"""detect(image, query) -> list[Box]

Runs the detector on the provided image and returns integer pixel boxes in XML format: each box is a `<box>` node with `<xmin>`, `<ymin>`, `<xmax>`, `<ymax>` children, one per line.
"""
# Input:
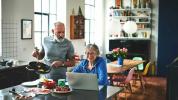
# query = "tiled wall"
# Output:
<box><xmin>2</xmin><ymin>20</ymin><xmax>18</xmax><ymax>59</ymax></box>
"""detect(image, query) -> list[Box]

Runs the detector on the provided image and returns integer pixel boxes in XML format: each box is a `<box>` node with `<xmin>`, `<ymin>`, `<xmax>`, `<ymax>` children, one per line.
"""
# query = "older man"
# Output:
<box><xmin>32</xmin><ymin>21</ymin><xmax>75</xmax><ymax>81</ymax></box>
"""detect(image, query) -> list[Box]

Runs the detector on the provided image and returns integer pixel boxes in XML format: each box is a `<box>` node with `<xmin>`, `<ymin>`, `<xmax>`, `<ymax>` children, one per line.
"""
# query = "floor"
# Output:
<box><xmin>117</xmin><ymin>76</ymin><xmax>166</xmax><ymax>100</ymax></box>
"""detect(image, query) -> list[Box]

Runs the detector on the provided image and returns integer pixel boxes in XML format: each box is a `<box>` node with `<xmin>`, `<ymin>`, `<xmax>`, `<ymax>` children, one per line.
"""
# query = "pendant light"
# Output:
<box><xmin>109</xmin><ymin>18</ymin><xmax>122</xmax><ymax>36</ymax></box>
<box><xmin>123</xmin><ymin>0</ymin><xmax>137</xmax><ymax>35</ymax></box>
<box><xmin>123</xmin><ymin>20</ymin><xmax>137</xmax><ymax>34</ymax></box>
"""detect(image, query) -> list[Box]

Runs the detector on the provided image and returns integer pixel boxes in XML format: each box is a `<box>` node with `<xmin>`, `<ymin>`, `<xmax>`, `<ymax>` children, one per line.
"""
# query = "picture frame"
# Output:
<box><xmin>21</xmin><ymin>19</ymin><xmax>32</xmax><ymax>39</ymax></box>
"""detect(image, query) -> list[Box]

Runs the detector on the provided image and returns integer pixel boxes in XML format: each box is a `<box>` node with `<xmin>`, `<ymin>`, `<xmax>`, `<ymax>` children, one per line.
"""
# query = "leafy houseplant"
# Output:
<box><xmin>112</xmin><ymin>47</ymin><xmax>128</xmax><ymax>59</ymax></box>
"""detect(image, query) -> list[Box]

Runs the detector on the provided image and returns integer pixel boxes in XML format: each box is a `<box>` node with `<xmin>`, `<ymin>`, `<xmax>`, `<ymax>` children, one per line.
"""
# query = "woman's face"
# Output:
<box><xmin>86</xmin><ymin>48</ymin><xmax>97</xmax><ymax>62</ymax></box>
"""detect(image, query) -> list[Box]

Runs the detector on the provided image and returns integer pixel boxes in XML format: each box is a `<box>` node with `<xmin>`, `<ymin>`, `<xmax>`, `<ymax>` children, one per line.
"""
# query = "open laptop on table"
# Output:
<box><xmin>66</xmin><ymin>72</ymin><xmax>103</xmax><ymax>91</ymax></box>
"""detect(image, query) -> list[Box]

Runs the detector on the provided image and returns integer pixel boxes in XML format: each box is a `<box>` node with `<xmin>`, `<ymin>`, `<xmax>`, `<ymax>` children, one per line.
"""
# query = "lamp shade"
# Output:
<box><xmin>123</xmin><ymin>21</ymin><xmax>137</xmax><ymax>34</ymax></box>
<box><xmin>109</xmin><ymin>18</ymin><xmax>122</xmax><ymax>35</ymax></box>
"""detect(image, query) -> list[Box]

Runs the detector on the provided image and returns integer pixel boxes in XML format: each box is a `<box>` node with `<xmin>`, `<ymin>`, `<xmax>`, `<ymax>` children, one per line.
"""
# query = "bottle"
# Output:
<box><xmin>138</xmin><ymin>0</ymin><xmax>141</xmax><ymax>8</ymax></box>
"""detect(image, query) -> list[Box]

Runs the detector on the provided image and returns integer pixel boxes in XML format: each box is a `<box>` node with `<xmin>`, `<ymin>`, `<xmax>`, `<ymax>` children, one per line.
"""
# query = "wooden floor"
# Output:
<box><xmin>116</xmin><ymin>76</ymin><xmax>166</xmax><ymax>100</ymax></box>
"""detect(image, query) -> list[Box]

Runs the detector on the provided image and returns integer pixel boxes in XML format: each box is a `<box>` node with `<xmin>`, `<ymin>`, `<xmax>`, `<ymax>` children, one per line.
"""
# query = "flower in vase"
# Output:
<box><xmin>112</xmin><ymin>47</ymin><xmax>128</xmax><ymax>59</ymax></box>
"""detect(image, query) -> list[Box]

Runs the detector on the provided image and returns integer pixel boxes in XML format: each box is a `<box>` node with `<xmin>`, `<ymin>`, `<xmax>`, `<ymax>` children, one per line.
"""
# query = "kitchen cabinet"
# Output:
<box><xmin>0</xmin><ymin>65</ymin><xmax>39</xmax><ymax>89</ymax></box>
<box><xmin>70</xmin><ymin>15</ymin><xmax>85</xmax><ymax>39</ymax></box>
<box><xmin>107</xmin><ymin>39</ymin><xmax>151</xmax><ymax>62</ymax></box>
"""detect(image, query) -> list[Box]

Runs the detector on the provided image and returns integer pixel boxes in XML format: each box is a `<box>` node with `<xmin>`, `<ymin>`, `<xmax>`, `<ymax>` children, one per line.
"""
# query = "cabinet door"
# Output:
<box><xmin>109</xmin><ymin>39</ymin><xmax>150</xmax><ymax>61</ymax></box>
<box><xmin>70</xmin><ymin>15</ymin><xmax>85</xmax><ymax>39</ymax></box>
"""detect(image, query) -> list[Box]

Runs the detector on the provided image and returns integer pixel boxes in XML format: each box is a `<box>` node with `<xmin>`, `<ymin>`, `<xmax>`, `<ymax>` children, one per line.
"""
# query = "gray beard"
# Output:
<box><xmin>53</xmin><ymin>35</ymin><xmax>64</xmax><ymax>42</ymax></box>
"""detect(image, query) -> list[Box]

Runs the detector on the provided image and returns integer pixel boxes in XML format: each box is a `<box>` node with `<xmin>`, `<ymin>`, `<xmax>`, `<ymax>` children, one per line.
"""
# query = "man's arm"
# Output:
<box><xmin>63</xmin><ymin>56</ymin><xmax>75</xmax><ymax>67</ymax></box>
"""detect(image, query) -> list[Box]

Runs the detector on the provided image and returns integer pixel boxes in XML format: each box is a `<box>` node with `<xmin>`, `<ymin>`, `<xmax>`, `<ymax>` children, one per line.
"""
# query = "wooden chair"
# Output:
<box><xmin>112</xmin><ymin>67</ymin><xmax>135</xmax><ymax>93</ymax></box>
<box><xmin>133</xmin><ymin>61</ymin><xmax>152</xmax><ymax>91</ymax></box>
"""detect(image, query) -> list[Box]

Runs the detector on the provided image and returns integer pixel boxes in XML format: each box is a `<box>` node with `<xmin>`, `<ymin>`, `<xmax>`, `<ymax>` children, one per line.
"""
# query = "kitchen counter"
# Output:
<box><xmin>0</xmin><ymin>61</ymin><xmax>29</xmax><ymax>71</ymax></box>
<box><xmin>0</xmin><ymin>61</ymin><xmax>39</xmax><ymax>89</ymax></box>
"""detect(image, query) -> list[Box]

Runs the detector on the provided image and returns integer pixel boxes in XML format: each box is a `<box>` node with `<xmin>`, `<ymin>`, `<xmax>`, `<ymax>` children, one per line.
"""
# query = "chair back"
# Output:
<box><xmin>132</xmin><ymin>57</ymin><xmax>144</xmax><ymax>70</ymax></box>
<box><xmin>142</xmin><ymin>61</ymin><xmax>152</xmax><ymax>76</ymax></box>
<box><xmin>125</xmin><ymin>67</ymin><xmax>135</xmax><ymax>83</ymax></box>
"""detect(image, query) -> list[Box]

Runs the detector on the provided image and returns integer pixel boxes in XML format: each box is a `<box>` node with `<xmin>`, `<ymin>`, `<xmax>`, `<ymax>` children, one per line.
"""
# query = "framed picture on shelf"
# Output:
<box><xmin>21</xmin><ymin>19</ymin><xmax>32</xmax><ymax>39</ymax></box>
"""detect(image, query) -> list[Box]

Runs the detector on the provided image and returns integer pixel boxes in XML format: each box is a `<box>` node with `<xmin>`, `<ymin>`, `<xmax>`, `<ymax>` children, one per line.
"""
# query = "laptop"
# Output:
<box><xmin>66</xmin><ymin>72</ymin><xmax>103</xmax><ymax>91</ymax></box>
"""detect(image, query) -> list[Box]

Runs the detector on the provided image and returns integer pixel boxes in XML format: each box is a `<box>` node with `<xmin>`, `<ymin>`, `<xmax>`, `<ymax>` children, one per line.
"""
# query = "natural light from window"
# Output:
<box><xmin>85</xmin><ymin>0</ymin><xmax>95</xmax><ymax>44</ymax></box>
<box><xmin>34</xmin><ymin>0</ymin><xmax>57</xmax><ymax>49</ymax></box>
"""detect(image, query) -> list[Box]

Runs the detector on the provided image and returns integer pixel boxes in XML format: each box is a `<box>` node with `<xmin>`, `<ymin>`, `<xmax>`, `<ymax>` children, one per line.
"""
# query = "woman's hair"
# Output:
<box><xmin>86</xmin><ymin>44</ymin><xmax>100</xmax><ymax>56</ymax></box>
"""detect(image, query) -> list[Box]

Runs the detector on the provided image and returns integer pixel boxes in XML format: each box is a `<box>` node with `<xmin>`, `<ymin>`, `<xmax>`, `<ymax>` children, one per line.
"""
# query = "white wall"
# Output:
<box><xmin>0</xmin><ymin>0</ymin><xmax>2</xmax><ymax>56</ymax></box>
<box><xmin>1</xmin><ymin>0</ymin><xmax>35</xmax><ymax>61</ymax></box>
<box><xmin>66</xmin><ymin>0</ymin><xmax>86</xmax><ymax>56</ymax></box>
<box><xmin>150</xmin><ymin>0</ymin><xmax>158</xmax><ymax>63</ymax></box>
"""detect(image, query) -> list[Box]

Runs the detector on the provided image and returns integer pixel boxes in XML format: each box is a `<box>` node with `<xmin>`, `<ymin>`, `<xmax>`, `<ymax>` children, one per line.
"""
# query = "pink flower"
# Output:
<box><xmin>112</xmin><ymin>47</ymin><xmax>128</xmax><ymax>58</ymax></box>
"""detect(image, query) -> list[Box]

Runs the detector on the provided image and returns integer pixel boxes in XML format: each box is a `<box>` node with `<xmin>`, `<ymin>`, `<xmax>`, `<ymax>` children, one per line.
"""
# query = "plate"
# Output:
<box><xmin>21</xmin><ymin>80</ymin><xmax>40</xmax><ymax>87</ymax></box>
<box><xmin>27</xmin><ymin>88</ymin><xmax>51</xmax><ymax>95</ymax></box>
<box><xmin>53</xmin><ymin>90</ymin><xmax>72</xmax><ymax>94</ymax></box>
<box><xmin>107</xmin><ymin>63</ymin><xmax>122</xmax><ymax>67</ymax></box>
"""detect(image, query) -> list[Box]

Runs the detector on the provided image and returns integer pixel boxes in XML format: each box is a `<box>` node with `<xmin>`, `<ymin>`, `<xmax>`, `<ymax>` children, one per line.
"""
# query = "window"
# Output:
<box><xmin>34</xmin><ymin>0</ymin><xmax>57</xmax><ymax>48</ymax></box>
<box><xmin>0</xmin><ymin>0</ymin><xmax>2</xmax><ymax>56</ymax></box>
<box><xmin>85</xmin><ymin>0</ymin><xmax>95</xmax><ymax>44</ymax></box>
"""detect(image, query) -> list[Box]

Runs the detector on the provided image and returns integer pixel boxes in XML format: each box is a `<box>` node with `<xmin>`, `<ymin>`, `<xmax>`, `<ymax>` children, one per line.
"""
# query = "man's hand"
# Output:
<box><xmin>32</xmin><ymin>50</ymin><xmax>40</xmax><ymax>59</ymax></box>
<box><xmin>51</xmin><ymin>61</ymin><xmax>64</xmax><ymax>68</ymax></box>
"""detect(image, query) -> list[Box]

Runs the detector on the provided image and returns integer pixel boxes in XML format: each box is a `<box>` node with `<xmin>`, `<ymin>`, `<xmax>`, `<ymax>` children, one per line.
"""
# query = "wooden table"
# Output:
<box><xmin>107</xmin><ymin>59</ymin><xmax>145</xmax><ymax>85</ymax></box>
<box><xmin>107</xmin><ymin>59</ymin><xmax>145</xmax><ymax>74</ymax></box>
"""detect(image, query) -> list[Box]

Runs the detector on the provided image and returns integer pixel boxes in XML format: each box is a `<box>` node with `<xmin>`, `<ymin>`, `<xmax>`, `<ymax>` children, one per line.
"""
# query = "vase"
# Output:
<box><xmin>117</xmin><ymin>56</ymin><xmax>123</xmax><ymax>65</ymax></box>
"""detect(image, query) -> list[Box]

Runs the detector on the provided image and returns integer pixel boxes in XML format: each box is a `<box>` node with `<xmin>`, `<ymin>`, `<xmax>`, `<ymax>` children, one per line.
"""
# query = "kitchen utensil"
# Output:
<box><xmin>26</xmin><ymin>61</ymin><xmax>51</xmax><ymax>74</ymax></box>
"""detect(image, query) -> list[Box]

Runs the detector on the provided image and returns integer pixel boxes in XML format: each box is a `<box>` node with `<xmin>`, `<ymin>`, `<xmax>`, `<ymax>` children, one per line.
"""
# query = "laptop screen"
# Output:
<box><xmin>66</xmin><ymin>72</ymin><xmax>99</xmax><ymax>91</ymax></box>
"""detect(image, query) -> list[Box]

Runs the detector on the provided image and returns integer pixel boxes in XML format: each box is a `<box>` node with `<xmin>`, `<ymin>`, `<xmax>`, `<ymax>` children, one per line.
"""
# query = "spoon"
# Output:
<box><xmin>34</xmin><ymin>47</ymin><xmax>40</xmax><ymax>62</ymax></box>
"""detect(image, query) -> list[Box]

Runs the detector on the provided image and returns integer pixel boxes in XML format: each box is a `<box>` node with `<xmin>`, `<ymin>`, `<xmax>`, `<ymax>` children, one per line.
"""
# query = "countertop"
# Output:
<box><xmin>0</xmin><ymin>61</ymin><xmax>29</xmax><ymax>71</ymax></box>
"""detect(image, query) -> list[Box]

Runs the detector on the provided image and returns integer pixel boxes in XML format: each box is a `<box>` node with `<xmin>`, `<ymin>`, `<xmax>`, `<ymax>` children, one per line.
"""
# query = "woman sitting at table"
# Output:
<box><xmin>72</xmin><ymin>44</ymin><xmax>109</xmax><ymax>85</ymax></box>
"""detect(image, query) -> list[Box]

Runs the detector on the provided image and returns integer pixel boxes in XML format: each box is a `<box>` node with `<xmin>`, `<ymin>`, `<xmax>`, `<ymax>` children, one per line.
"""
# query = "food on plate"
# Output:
<box><xmin>55</xmin><ymin>85</ymin><xmax>70</xmax><ymax>92</ymax></box>
<box><xmin>27</xmin><ymin>88</ymin><xmax>51</xmax><ymax>94</ymax></box>
<box><xmin>27</xmin><ymin>61</ymin><xmax>51</xmax><ymax>74</ymax></box>
<box><xmin>15</xmin><ymin>95</ymin><xmax>33</xmax><ymax>100</ymax></box>
<box><xmin>42</xmin><ymin>80</ymin><xmax>56</xmax><ymax>89</ymax></box>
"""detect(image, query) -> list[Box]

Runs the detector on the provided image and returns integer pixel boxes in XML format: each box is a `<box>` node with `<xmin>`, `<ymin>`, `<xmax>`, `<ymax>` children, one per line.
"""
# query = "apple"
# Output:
<box><xmin>43</xmin><ymin>80</ymin><xmax>56</xmax><ymax>89</ymax></box>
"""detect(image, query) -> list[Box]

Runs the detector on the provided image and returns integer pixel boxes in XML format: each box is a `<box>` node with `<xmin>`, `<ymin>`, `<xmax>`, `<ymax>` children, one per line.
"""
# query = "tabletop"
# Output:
<box><xmin>0</xmin><ymin>85</ymin><xmax>123</xmax><ymax>100</ymax></box>
<box><xmin>107</xmin><ymin>59</ymin><xmax>145</xmax><ymax>74</ymax></box>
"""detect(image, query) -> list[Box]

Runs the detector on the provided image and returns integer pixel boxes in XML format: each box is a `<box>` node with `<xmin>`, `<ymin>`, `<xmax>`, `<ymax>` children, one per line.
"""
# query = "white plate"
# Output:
<box><xmin>107</xmin><ymin>63</ymin><xmax>122</xmax><ymax>67</ymax></box>
<box><xmin>21</xmin><ymin>80</ymin><xmax>40</xmax><ymax>87</ymax></box>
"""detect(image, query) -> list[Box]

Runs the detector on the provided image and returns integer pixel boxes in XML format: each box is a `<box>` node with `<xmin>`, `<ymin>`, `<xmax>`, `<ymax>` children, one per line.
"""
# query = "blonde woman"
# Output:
<box><xmin>72</xmin><ymin>44</ymin><xmax>108</xmax><ymax>85</ymax></box>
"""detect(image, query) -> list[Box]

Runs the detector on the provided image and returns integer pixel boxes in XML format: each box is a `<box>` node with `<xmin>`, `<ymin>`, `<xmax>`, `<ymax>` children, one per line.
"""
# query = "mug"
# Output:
<box><xmin>58</xmin><ymin>79</ymin><xmax>65</xmax><ymax>87</ymax></box>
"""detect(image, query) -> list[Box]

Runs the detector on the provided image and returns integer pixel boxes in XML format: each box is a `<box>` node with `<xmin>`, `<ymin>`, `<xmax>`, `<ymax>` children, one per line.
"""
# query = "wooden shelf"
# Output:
<box><xmin>70</xmin><ymin>15</ymin><xmax>85</xmax><ymax>39</ymax></box>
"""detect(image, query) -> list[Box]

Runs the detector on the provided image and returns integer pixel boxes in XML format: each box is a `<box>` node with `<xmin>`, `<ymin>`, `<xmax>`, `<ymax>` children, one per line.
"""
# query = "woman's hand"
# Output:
<box><xmin>51</xmin><ymin>61</ymin><xmax>64</xmax><ymax>68</ymax></box>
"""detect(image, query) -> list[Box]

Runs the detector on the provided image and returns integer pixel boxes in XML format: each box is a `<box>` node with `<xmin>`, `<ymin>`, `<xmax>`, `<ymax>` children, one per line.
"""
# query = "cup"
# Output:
<box><xmin>58</xmin><ymin>79</ymin><xmax>65</xmax><ymax>87</ymax></box>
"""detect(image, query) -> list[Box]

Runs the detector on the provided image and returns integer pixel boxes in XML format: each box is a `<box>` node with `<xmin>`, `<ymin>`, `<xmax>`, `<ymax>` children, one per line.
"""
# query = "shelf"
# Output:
<box><xmin>112</xmin><ymin>8</ymin><xmax>151</xmax><ymax>11</ymax></box>
<box><xmin>112</xmin><ymin>16</ymin><xmax>150</xmax><ymax>18</ymax></box>
<box><xmin>109</xmin><ymin>37</ymin><xmax>151</xmax><ymax>40</ymax></box>
<box><xmin>120</xmin><ymin>22</ymin><xmax>150</xmax><ymax>24</ymax></box>
<box><xmin>137</xmin><ymin>28</ymin><xmax>151</xmax><ymax>30</ymax></box>
<box><xmin>109</xmin><ymin>5</ymin><xmax>152</xmax><ymax>39</ymax></box>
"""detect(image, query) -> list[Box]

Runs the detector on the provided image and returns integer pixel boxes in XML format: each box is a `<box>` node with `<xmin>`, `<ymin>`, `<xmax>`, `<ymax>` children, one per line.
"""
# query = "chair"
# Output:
<box><xmin>113</xmin><ymin>67</ymin><xmax>135</xmax><ymax>93</ymax></box>
<box><xmin>132</xmin><ymin>57</ymin><xmax>144</xmax><ymax>71</ymax></box>
<box><xmin>133</xmin><ymin>61</ymin><xmax>152</xmax><ymax>91</ymax></box>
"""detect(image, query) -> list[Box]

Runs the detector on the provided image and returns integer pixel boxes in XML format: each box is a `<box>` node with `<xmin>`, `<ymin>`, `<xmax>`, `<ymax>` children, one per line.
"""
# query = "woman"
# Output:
<box><xmin>72</xmin><ymin>44</ymin><xmax>109</xmax><ymax>85</ymax></box>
